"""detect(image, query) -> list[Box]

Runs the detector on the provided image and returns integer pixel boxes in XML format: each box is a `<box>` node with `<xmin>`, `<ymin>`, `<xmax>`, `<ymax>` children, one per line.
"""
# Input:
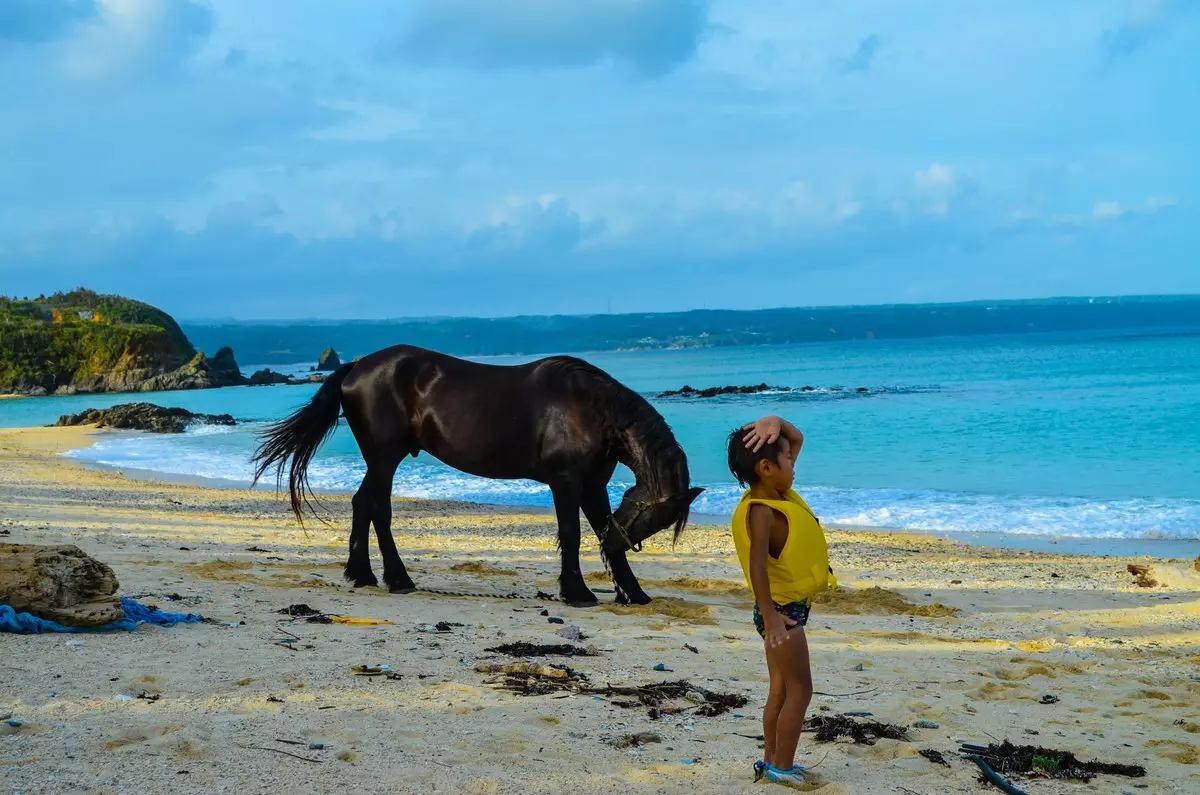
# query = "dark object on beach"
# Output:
<box><xmin>920</xmin><ymin>749</ymin><xmax>950</xmax><ymax>766</ymax></box>
<box><xmin>684</xmin><ymin>643</ymin><xmax>698</xmax><ymax>654</ymax></box>
<box><xmin>246</xmin><ymin>546</ymin><xmax>271</xmax><ymax>552</ymax></box>
<box><xmin>54</xmin><ymin>402</ymin><xmax>236</xmax><ymax>434</ymax></box>
<box><xmin>959</xmin><ymin>740</ymin><xmax>1145</xmax><ymax>782</ymax></box>
<box><xmin>657</xmin><ymin>383</ymin><xmax>781</xmax><ymax>399</ymax></box>
<box><xmin>805</xmin><ymin>713</ymin><xmax>910</xmax><ymax>745</ymax></box>
<box><xmin>547</xmin><ymin>616</ymin><xmax>565</xmax><ymax>624</ymax></box>
<box><xmin>480</xmin><ymin>664</ymin><xmax>746</xmax><ymax>719</ymax></box>
<box><xmin>251</xmin><ymin>347</ymin><xmax>703</xmax><ymax>607</ymax></box>
<box><xmin>136</xmin><ymin>692</ymin><xmax>161</xmax><ymax>702</ymax></box>
<box><xmin>313</xmin><ymin>348</ymin><xmax>342</xmax><ymax>372</ymax></box>
<box><xmin>610</xmin><ymin>732</ymin><xmax>661</xmax><ymax>749</ymax></box>
<box><xmin>1126</xmin><ymin>564</ymin><xmax>1158</xmax><ymax>588</ymax></box>
<box><xmin>485</xmin><ymin>642</ymin><xmax>596</xmax><ymax>658</ymax></box>
<box><xmin>0</xmin><ymin>543</ymin><xmax>123</xmax><ymax>627</ymax></box>
<box><xmin>969</xmin><ymin>755</ymin><xmax>1029</xmax><ymax>795</ymax></box>
<box><xmin>278</xmin><ymin>604</ymin><xmax>321</xmax><ymax>617</ymax></box>
<box><xmin>596</xmin><ymin>680</ymin><xmax>748</xmax><ymax>718</ymax></box>
<box><xmin>1039</xmin><ymin>694</ymin><xmax>1059</xmax><ymax>704</ymax></box>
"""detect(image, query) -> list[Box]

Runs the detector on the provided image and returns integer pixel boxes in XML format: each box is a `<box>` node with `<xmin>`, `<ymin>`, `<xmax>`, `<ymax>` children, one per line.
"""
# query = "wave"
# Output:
<box><xmin>61</xmin><ymin>428</ymin><xmax>1200</xmax><ymax>541</ymax></box>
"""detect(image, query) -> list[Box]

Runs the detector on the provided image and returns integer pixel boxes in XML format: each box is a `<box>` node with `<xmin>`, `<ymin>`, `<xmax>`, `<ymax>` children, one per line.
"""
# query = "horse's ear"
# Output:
<box><xmin>687</xmin><ymin>487</ymin><xmax>705</xmax><ymax>504</ymax></box>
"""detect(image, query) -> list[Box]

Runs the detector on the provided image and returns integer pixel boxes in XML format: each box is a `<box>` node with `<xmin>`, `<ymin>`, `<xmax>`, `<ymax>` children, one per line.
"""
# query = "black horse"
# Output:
<box><xmin>251</xmin><ymin>345</ymin><xmax>702</xmax><ymax>606</ymax></box>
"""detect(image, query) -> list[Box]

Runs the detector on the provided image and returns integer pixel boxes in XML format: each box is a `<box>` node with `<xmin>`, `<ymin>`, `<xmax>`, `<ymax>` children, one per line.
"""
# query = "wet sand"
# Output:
<box><xmin>2</xmin><ymin>426</ymin><xmax>1198</xmax><ymax>794</ymax></box>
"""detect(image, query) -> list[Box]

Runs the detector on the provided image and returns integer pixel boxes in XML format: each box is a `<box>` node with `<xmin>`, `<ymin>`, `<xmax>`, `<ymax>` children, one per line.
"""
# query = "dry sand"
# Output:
<box><xmin>1</xmin><ymin>426</ymin><xmax>1198</xmax><ymax>795</ymax></box>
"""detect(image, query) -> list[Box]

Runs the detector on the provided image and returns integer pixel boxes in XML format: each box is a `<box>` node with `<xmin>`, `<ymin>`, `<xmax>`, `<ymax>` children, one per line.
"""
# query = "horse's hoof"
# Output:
<box><xmin>348</xmin><ymin>574</ymin><xmax>379</xmax><ymax>588</ymax></box>
<box><xmin>565</xmin><ymin>598</ymin><xmax>599</xmax><ymax>608</ymax></box>
<box><xmin>389</xmin><ymin>585</ymin><xmax>417</xmax><ymax>594</ymax></box>
<box><xmin>616</xmin><ymin>591</ymin><xmax>652</xmax><ymax>606</ymax></box>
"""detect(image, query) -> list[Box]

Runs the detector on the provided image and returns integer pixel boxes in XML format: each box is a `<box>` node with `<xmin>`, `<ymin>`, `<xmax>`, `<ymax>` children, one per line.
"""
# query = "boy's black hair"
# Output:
<box><xmin>727</xmin><ymin>426</ymin><xmax>784</xmax><ymax>487</ymax></box>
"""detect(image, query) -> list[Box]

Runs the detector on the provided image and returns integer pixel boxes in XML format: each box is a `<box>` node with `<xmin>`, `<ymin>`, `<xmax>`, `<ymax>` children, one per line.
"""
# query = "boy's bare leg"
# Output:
<box><xmin>766</xmin><ymin>628</ymin><xmax>813</xmax><ymax>770</ymax></box>
<box><xmin>762</xmin><ymin>645</ymin><xmax>786</xmax><ymax>767</ymax></box>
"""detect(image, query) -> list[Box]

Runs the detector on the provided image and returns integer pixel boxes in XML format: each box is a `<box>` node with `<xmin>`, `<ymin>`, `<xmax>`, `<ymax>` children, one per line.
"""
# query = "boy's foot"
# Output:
<box><xmin>764</xmin><ymin>763</ymin><xmax>807</xmax><ymax>788</ymax></box>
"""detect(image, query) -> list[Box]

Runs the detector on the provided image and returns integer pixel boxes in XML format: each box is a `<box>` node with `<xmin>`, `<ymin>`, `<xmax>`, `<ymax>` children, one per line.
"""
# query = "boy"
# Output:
<box><xmin>727</xmin><ymin>415</ymin><xmax>836</xmax><ymax>787</ymax></box>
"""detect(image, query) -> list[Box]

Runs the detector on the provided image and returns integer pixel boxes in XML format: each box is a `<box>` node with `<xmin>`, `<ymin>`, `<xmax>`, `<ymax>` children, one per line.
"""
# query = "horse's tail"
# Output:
<box><xmin>251</xmin><ymin>361</ymin><xmax>356</xmax><ymax>523</ymax></box>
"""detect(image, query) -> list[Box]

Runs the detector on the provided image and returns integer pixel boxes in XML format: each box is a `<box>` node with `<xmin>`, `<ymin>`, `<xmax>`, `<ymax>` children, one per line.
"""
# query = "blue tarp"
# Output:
<box><xmin>0</xmin><ymin>597</ymin><xmax>204</xmax><ymax>634</ymax></box>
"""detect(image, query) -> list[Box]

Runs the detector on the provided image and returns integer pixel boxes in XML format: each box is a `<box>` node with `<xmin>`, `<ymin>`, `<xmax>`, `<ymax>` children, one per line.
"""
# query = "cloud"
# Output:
<box><xmin>383</xmin><ymin>0</ymin><xmax>709</xmax><ymax>77</ymax></box>
<box><xmin>59</xmin><ymin>0</ymin><xmax>213</xmax><ymax>81</ymax></box>
<box><xmin>1100</xmin><ymin>0</ymin><xmax>1188</xmax><ymax>59</ymax></box>
<box><xmin>0</xmin><ymin>0</ymin><xmax>95</xmax><ymax>43</ymax></box>
<box><xmin>913</xmin><ymin>163</ymin><xmax>957</xmax><ymax>215</ymax></box>
<box><xmin>835</xmin><ymin>34</ymin><xmax>881</xmax><ymax>74</ymax></box>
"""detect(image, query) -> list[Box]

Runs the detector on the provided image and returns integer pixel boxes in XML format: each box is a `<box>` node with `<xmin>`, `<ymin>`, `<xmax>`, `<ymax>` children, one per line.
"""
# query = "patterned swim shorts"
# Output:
<box><xmin>752</xmin><ymin>600</ymin><xmax>811</xmax><ymax>638</ymax></box>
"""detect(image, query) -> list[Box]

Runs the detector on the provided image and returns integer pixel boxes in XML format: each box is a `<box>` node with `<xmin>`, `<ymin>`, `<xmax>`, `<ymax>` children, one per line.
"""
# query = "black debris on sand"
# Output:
<box><xmin>805</xmin><ymin>713</ymin><xmax>910</xmax><ymax>744</ymax></box>
<box><xmin>920</xmin><ymin>749</ymin><xmax>950</xmax><ymax>766</ymax></box>
<box><xmin>485</xmin><ymin>642</ymin><xmax>597</xmax><ymax>658</ymax></box>
<box><xmin>966</xmin><ymin>741</ymin><xmax>1145</xmax><ymax>781</ymax></box>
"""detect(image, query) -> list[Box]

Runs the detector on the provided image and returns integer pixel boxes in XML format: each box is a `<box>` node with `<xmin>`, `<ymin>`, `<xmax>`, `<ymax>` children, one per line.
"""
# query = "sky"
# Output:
<box><xmin>1</xmin><ymin>0</ymin><xmax>1197</xmax><ymax>320</ymax></box>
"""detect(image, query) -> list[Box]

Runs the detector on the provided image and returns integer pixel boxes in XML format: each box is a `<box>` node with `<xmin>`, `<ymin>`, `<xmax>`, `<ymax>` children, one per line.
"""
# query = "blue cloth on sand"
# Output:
<box><xmin>0</xmin><ymin>597</ymin><xmax>204</xmax><ymax>634</ymax></box>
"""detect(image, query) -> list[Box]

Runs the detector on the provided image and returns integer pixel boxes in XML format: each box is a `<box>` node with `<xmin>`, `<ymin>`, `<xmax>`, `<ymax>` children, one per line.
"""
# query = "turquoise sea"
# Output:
<box><xmin>2</xmin><ymin>330</ymin><xmax>1198</xmax><ymax>553</ymax></box>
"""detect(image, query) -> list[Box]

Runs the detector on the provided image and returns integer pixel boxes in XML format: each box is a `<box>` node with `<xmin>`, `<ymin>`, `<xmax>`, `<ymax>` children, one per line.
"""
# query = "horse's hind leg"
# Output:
<box><xmin>550</xmin><ymin>480</ymin><xmax>599</xmax><ymax>607</ymax></box>
<box><xmin>367</xmin><ymin>457</ymin><xmax>415</xmax><ymax>594</ymax></box>
<box><xmin>344</xmin><ymin>478</ymin><xmax>378</xmax><ymax>588</ymax></box>
<box><xmin>580</xmin><ymin>481</ymin><xmax>651</xmax><ymax>605</ymax></box>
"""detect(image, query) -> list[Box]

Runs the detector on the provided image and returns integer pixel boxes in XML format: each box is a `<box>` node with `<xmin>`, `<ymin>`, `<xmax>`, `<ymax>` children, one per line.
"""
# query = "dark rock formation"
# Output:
<box><xmin>54</xmin><ymin>402</ymin><xmax>236</xmax><ymax>433</ymax></box>
<box><xmin>248</xmin><ymin>368</ymin><xmax>295</xmax><ymax>386</ymax></box>
<box><xmin>313</xmin><ymin>347</ymin><xmax>342</xmax><ymax>372</ymax></box>
<box><xmin>658</xmin><ymin>383</ymin><xmax>781</xmax><ymax>399</ymax></box>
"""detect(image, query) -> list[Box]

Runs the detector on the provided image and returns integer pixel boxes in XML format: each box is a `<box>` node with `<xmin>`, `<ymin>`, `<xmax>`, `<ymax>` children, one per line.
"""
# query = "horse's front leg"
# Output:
<box><xmin>580</xmin><ymin>483</ymin><xmax>651</xmax><ymax>605</ymax></box>
<box><xmin>369</xmin><ymin>462</ymin><xmax>415</xmax><ymax>594</ymax></box>
<box><xmin>550</xmin><ymin>481</ymin><xmax>599</xmax><ymax>607</ymax></box>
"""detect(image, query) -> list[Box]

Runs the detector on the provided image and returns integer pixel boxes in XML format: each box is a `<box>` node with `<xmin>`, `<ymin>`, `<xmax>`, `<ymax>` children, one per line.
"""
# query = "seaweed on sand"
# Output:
<box><xmin>804</xmin><ymin>713</ymin><xmax>910</xmax><ymax>744</ymax></box>
<box><xmin>485</xmin><ymin>642</ymin><xmax>597</xmax><ymax>658</ymax></box>
<box><xmin>964</xmin><ymin>741</ymin><xmax>1145</xmax><ymax>781</ymax></box>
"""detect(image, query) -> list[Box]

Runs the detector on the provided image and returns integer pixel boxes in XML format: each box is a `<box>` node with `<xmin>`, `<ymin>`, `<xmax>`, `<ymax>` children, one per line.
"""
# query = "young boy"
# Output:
<box><xmin>727</xmin><ymin>415</ymin><xmax>836</xmax><ymax>787</ymax></box>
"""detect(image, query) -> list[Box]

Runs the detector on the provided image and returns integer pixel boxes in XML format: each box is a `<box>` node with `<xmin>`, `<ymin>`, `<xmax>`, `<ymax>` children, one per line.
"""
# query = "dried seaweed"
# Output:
<box><xmin>920</xmin><ymin>749</ymin><xmax>950</xmax><ymax>766</ymax></box>
<box><xmin>965</xmin><ymin>741</ymin><xmax>1145</xmax><ymax>781</ymax></box>
<box><xmin>804</xmin><ymin>713</ymin><xmax>910</xmax><ymax>744</ymax></box>
<box><xmin>485</xmin><ymin>642</ymin><xmax>597</xmax><ymax>658</ymax></box>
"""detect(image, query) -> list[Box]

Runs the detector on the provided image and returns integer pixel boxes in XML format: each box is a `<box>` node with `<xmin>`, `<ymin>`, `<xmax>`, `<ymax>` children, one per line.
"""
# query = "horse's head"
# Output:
<box><xmin>606</xmin><ymin>485</ymin><xmax>705</xmax><ymax>553</ymax></box>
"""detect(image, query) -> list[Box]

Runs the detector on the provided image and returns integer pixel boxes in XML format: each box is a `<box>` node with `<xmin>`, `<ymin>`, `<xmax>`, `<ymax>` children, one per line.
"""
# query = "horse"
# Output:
<box><xmin>250</xmin><ymin>345</ymin><xmax>703</xmax><ymax>606</ymax></box>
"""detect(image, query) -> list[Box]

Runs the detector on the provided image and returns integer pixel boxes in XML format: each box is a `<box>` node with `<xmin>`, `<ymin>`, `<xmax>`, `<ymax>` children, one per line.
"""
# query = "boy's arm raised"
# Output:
<box><xmin>743</xmin><ymin>415</ymin><xmax>804</xmax><ymax>463</ymax></box>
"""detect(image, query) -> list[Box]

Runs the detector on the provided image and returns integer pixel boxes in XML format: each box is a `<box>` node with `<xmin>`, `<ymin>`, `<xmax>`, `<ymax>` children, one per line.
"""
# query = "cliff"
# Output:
<box><xmin>0</xmin><ymin>289</ymin><xmax>247</xmax><ymax>396</ymax></box>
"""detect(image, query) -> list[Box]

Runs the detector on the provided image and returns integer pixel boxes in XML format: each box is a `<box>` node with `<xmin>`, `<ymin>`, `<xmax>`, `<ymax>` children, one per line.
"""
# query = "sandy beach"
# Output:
<box><xmin>1</xmin><ymin>426</ymin><xmax>1198</xmax><ymax>795</ymax></box>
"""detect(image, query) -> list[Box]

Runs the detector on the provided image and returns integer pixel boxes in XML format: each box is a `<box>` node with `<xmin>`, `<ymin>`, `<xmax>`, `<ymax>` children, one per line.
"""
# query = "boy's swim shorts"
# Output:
<box><xmin>752</xmin><ymin>601</ymin><xmax>811</xmax><ymax>638</ymax></box>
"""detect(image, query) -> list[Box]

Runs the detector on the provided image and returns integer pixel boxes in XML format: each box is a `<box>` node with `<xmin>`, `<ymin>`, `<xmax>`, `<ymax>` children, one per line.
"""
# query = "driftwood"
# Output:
<box><xmin>0</xmin><ymin>543</ymin><xmax>122</xmax><ymax>627</ymax></box>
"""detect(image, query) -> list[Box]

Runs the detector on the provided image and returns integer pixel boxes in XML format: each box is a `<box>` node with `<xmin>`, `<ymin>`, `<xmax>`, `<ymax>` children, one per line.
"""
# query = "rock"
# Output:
<box><xmin>913</xmin><ymin>720</ymin><xmax>940</xmax><ymax>729</ymax></box>
<box><xmin>135</xmin><ymin>349</ymin><xmax>249</xmax><ymax>392</ymax></box>
<box><xmin>54</xmin><ymin>403</ymin><xmax>236</xmax><ymax>434</ymax></box>
<box><xmin>658</xmin><ymin>383</ymin><xmax>780</xmax><ymax>399</ymax></box>
<box><xmin>0</xmin><ymin>543</ymin><xmax>123</xmax><ymax>627</ymax></box>
<box><xmin>314</xmin><ymin>347</ymin><xmax>342</xmax><ymax>372</ymax></box>
<box><xmin>248</xmin><ymin>368</ymin><xmax>295</xmax><ymax>386</ymax></box>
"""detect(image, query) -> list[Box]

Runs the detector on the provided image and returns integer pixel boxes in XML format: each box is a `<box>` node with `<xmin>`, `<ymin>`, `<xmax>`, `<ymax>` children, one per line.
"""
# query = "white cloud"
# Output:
<box><xmin>1092</xmin><ymin>200</ymin><xmax>1126</xmax><ymax>220</ymax></box>
<box><xmin>58</xmin><ymin>0</ymin><xmax>212</xmax><ymax>81</ymax></box>
<box><xmin>914</xmin><ymin>163</ymin><xmax>956</xmax><ymax>215</ymax></box>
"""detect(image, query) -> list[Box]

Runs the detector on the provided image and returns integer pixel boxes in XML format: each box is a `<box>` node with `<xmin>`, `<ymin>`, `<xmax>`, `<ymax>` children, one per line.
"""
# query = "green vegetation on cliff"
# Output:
<box><xmin>0</xmin><ymin>289</ymin><xmax>198</xmax><ymax>395</ymax></box>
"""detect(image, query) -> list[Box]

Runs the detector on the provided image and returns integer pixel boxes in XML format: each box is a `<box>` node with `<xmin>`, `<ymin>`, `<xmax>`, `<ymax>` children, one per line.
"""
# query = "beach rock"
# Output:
<box><xmin>248</xmin><ymin>368</ymin><xmax>295</xmax><ymax>386</ymax></box>
<box><xmin>0</xmin><ymin>543</ymin><xmax>123</xmax><ymax>627</ymax></box>
<box><xmin>658</xmin><ymin>383</ymin><xmax>781</xmax><ymax>399</ymax></box>
<box><xmin>54</xmin><ymin>402</ymin><xmax>236</xmax><ymax>434</ymax></box>
<box><xmin>133</xmin><ymin>348</ymin><xmax>248</xmax><ymax>392</ymax></box>
<box><xmin>314</xmin><ymin>347</ymin><xmax>342</xmax><ymax>372</ymax></box>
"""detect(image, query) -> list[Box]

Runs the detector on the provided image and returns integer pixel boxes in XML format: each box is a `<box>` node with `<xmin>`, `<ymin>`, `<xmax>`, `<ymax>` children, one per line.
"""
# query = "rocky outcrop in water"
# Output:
<box><xmin>54</xmin><ymin>402</ymin><xmax>236</xmax><ymax>434</ymax></box>
<box><xmin>248</xmin><ymin>369</ymin><xmax>326</xmax><ymax>386</ymax></box>
<box><xmin>313</xmin><ymin>347</ymin><xmax>342</xmax><ymax>372</ymax></box>
<box><xmin>658</xmin><ymin>383</ymin><xmax>782</xmax><ymax>398</ymax></box>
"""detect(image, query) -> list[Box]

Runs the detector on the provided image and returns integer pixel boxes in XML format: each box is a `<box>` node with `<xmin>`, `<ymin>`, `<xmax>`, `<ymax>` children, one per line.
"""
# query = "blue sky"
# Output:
<box><xmin>1</xmin><ymin>0</ymin><xmax>1196</xmax><ymax>319</ymax></box>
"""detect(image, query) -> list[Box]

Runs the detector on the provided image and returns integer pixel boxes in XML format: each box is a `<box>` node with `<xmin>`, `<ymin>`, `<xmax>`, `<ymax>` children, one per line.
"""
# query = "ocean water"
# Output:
<box><xmin>3</xmin><ymin>330</ymin><xmax>1199</xmax><ymax>546</ymax></box>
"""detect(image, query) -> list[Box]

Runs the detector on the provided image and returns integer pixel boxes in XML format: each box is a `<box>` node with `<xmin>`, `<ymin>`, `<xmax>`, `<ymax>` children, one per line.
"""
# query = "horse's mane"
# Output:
<box><xmin>539</xmin><ymin>356</ymin><xmax>687</xmax><ymax>494</ymax></box>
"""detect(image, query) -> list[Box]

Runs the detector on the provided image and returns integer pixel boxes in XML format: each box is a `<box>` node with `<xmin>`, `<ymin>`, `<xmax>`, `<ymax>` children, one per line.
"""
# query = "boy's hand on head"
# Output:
<box><xmin>743</xmin><ymin>416</ymin><xmax>781</xmax><ymax>452</ymax></box>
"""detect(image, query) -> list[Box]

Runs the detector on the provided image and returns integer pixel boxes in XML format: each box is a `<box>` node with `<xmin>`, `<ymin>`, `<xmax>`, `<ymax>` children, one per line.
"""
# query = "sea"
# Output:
<box><xmin>3</xmin><ymin>330</ymin><xmax>1198</xmax><ymax>557</ymax></box>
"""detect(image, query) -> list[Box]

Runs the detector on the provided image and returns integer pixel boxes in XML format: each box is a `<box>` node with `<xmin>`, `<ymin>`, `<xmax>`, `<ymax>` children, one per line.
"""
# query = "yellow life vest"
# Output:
<box><xmin>731</xmin><ymin>488</ymin><xmax>837</xmax><ymax>604</ymax></box>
